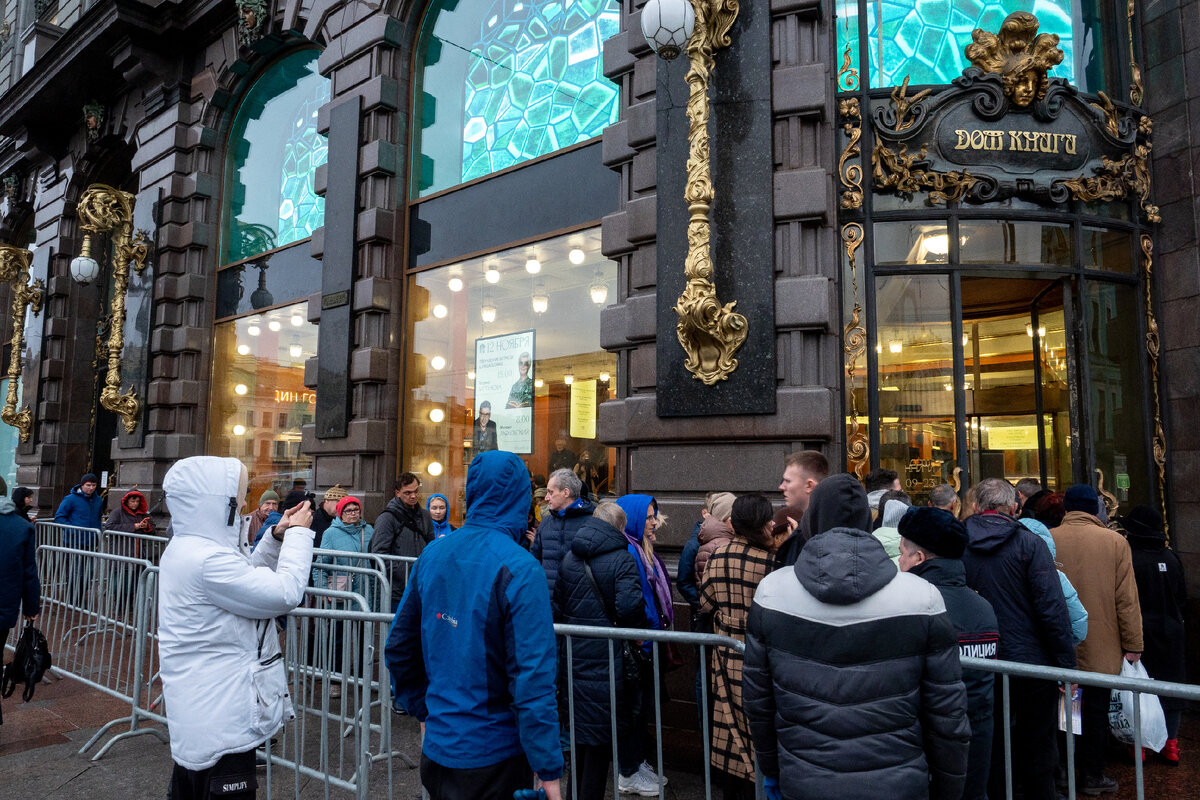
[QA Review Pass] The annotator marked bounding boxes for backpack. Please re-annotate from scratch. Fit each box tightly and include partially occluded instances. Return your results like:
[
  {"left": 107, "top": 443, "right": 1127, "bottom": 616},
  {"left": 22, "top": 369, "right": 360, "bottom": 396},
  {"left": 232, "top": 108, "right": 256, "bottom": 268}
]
[{"left": 1, "top": 622, "right": 52, "bottom": 702}]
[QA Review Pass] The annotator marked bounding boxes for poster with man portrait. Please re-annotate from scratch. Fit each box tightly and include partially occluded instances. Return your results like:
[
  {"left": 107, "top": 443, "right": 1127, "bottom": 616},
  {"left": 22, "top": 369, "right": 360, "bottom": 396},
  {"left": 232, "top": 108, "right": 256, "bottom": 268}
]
[{"left": 474, "top": 330, "right": 534, "bottom": 454}]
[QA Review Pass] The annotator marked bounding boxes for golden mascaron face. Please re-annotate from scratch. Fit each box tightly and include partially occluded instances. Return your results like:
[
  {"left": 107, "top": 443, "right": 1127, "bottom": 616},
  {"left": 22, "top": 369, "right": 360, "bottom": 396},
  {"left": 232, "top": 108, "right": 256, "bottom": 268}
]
[{"left": 1011, "top": 71, "right": 1038, "bottom": 107}]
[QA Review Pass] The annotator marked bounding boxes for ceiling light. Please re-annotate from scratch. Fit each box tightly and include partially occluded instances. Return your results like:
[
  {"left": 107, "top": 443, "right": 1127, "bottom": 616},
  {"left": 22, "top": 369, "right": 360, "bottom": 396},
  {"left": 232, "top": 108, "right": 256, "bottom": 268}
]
[
  {"left": 289, "top": 343, "right": 303, "bottom": 358},
  {"left": 874, "top": 343, "right": 882, "bottom": 354},
  {"left": 962, "top": 334, "right": 969, "bottom": 347},
  {"left": 429, "top": 408, "right": 445, "bottom": 423},
  {"left": 532, "top": 287, "right": 549, "bottom": 314},
  {"left": 430, "top": 355, "right": 446, "bottom": 370},
  {"left": 485, "top": 267, "right": 500, "bottom": 284},
  {"left": 234, "top": 384, "right": 248, "bottom": 395},
  {"left": 944, "top": 383, "right": 953, "bottom": 391},
  {"left": 236, "top": 344, "right": 251, "bottom": 356},
  {"left": 433, "top": 303, "right": 448, "bottom": 318},
  {"left": 924, "top": 233, "right": 950, "bottom": 255},
  {"left": 233, "top": 424, "right": 246, "bottom": 436},
  {"left": 564, "top": 372, "right": 574, "bottom": 385},
  {"left": 290, "top": 314, "right": 304, "bottom": 327},
  {"left": 467, "top": 370, "right": 476, "bottom": 381},
  {"left": 481, "top": 304, "right": 496, "bottom": 323},
  {"left": 448, "top": 276, "right": 464, "bottom": 292},
  {"left": 247, "top": 324, "right": 260, "bottom": 337},
  {"left": 599, "top": 372, "right": 610, "bottom": 382},
  {"left": 525, "top": 258, "right": 541, "bottom": 274},
  {"left": 268, "top": 319, "right": 281, "bottom": 332},
  {"left": 428, "top": 461, "right": 444, "bottom": 477},
  {"left": 534, "top": 378, "right": 543, "bottom": 388},
  {"left": 569, "top": 248, "right": 585, "bottom": 265},
  {"left": 888, "top": 340, "right": 903, "bottom": 353},
  {"left": 589, "top": 270, "right": 608, "bottom": 305}
]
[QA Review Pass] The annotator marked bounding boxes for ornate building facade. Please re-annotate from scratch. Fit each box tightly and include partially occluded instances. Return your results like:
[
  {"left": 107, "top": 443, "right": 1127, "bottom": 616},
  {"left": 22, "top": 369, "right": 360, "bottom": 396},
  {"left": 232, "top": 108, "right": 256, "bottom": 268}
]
[{"left": 0, "top": 0, "right": 1195, "bottom": 646}]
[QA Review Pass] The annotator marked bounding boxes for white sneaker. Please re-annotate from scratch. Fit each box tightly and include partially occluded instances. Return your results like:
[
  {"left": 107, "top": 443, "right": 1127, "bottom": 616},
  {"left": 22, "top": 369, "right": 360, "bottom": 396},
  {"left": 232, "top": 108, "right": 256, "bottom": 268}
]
[
  {"left": 637, "top": 762, "right": 668, "bottom": 786},
  {"left": 618, "top": 769, "right": 660, "bottom": 796}
]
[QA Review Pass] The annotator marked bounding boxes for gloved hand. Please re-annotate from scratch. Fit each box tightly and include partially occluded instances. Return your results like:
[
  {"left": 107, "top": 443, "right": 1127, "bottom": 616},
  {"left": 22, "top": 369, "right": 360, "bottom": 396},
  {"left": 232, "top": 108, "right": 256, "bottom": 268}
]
[
  {"left": 763, "top": 775, "right": 782, "bottom": 800},
  {"left": 512, "top": 790, "right": 546, "bottom": 800}
]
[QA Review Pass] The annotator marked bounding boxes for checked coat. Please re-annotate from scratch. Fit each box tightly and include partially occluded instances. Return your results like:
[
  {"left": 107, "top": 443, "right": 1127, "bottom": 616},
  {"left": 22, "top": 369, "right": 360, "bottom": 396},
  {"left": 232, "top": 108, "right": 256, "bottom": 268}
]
[{"left": 699, "top": 539, "right": 774, "bottom": 781}]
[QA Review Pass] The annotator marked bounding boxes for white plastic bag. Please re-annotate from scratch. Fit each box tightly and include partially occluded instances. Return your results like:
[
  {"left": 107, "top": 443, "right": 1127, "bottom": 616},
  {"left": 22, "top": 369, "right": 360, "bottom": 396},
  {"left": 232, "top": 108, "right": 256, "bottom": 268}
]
[{"left": 1108, "top": 659, "right": 1168, "bottom": 752}]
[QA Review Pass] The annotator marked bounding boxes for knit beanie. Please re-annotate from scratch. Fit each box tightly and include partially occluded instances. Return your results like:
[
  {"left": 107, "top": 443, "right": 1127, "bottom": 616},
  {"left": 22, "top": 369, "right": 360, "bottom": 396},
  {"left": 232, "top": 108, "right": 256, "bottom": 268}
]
[
  {"left": 898, "top": 506, "right": 968, "bottom": 558},
  {"left": 81, "top": 472, "right": 99, "bottom": 485},
  {"left": 336, "top": 496, "right": 362, "bottom": 517},
  {"left": 259, "top": 489, "right": 280, "bottom": 506},
  {"left": 324, "top": 484, "right": 348, "bottom": 503},
  {"left": 1063, "top": 484, "right": 1100, "bottom": 514}
]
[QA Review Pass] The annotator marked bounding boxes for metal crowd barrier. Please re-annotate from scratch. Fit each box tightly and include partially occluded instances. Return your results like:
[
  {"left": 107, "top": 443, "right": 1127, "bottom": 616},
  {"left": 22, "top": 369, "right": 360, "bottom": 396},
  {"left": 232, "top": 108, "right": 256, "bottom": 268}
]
[
  {"left": 966, "top": 656, "right": 1200, "bottom": 800},
  {"left": 18, "top": 542, "right": 1200, "bottom": 800}
]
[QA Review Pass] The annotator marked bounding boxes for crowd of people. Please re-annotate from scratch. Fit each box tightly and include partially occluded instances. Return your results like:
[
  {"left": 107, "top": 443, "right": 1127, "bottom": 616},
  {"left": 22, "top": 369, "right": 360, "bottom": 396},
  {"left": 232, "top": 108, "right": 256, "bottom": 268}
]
[{"left": 0, "top": 453, "right": 1190, "bottom": 800}]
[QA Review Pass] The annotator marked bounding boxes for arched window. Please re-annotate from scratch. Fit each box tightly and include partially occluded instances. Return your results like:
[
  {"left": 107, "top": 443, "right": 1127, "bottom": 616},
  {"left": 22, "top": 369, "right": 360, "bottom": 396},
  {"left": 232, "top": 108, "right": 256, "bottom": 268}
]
[
  {"left": 222, "top": 49, "right": 330, "bottom": 264},
  {"left": 413, "top": 0, "right": 621, "bottom": 196},
  {"left": 211, "top": 49, "right": 328, "bottom": 504}
]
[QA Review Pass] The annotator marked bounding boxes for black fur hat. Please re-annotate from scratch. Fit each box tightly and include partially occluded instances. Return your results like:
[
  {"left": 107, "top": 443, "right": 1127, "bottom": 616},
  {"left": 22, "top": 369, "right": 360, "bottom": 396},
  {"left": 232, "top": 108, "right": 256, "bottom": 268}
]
[{"left": 898, "top": 506, "right": 968, "bottom": 559}]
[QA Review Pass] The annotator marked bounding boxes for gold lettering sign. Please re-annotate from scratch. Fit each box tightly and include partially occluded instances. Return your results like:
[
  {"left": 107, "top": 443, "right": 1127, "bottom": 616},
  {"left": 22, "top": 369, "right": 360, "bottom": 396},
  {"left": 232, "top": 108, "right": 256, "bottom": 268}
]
[
  {"left": 275, "top": 390, "right": 316, "bottom": 405},
  {"left": 953, "top": 128, "right": 1077, "bottom": 154}
]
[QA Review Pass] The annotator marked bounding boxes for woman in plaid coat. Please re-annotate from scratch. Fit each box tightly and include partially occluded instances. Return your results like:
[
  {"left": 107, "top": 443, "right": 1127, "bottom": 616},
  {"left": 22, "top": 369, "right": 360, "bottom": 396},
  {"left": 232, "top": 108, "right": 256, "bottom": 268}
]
[{"left": 700, "top": 493, "right": 791, "bottom": 799}]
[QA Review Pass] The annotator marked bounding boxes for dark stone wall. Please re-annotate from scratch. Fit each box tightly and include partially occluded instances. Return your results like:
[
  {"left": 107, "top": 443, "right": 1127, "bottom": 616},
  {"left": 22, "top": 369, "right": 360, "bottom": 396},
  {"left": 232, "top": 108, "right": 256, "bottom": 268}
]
[
  {"left": 599, "top": 0, "right": 840, "bottom": 541},
  {"left": 1143, "top": 0, "right": 1200, "bottom": 679}
]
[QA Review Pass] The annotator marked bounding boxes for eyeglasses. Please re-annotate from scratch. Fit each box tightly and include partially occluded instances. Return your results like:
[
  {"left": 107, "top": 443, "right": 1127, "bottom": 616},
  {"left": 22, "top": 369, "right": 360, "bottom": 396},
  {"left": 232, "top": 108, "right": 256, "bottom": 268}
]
[
  {"left": 342, "top": 507, "right": 361, "bottom": 515},
  {"left": 519, "top": 361, "right": 530, "bottom": 366}
]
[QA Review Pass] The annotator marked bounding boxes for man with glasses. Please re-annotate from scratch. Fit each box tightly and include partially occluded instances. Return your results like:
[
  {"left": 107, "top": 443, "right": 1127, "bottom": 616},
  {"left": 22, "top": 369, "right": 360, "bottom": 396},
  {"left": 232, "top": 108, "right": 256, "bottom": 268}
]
[
  {"left": 473, "top": 401, "right": 499, "bottom": 452},
  {"left": 507, "top": 352, "right": 534, "bottom": 408}
]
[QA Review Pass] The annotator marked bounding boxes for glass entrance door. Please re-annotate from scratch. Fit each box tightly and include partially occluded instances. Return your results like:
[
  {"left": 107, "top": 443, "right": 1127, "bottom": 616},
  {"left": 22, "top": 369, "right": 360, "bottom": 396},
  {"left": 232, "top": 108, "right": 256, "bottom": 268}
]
[{"left": 961, "top": 277, "right": 1074, "bottom": 491}]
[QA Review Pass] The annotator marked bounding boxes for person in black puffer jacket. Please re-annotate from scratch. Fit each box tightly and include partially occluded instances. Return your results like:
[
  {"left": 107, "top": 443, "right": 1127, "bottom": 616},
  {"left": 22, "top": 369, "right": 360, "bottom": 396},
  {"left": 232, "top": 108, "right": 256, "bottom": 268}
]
[
  {"left": 532, "top": 468, "right": 595, "bottom": 597},
  {"left": 899, "top": 506, "right": 999, "bottom": 800},
  {"left": 744, "top": 524, "right": 969, "bottom": 800},
  {"left": 554, "top": 503, "right": 644, "bottom": 800},
  {"left": 960, "top": 478, "right": 1074, "bottom": 800},
  {"left": 369, "top": 473, "right": 434, "bottom": 612}
]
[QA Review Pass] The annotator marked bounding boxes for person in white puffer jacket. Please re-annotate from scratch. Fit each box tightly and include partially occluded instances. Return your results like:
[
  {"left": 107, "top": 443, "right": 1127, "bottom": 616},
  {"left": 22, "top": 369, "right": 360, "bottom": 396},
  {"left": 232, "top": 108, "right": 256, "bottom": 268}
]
[{"left": 158, "top": 456, "right": 315, "bottom": 800}]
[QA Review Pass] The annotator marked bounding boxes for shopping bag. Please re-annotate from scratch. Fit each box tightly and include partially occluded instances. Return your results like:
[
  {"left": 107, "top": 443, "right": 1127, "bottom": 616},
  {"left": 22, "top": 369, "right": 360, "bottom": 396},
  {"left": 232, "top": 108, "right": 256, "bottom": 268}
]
[
  {"left": 1108, "top": 660, "right": 1168, "bottom": 752},
  {"left": 1058, "top": 686, "right": 1082, "bottom": 734}
]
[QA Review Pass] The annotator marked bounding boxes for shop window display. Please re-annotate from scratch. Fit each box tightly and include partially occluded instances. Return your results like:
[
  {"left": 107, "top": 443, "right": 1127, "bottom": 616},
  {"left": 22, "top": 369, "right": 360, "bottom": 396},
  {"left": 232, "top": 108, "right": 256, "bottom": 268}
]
[
  {"left": 413, "top": 0, "right": 620, "bottom": 195},
  {"left": 405, "top": 228, "right": 616, "bottom": 523},
  {"left": 208, "top": 303, "right": 318, "bottom": 503}
]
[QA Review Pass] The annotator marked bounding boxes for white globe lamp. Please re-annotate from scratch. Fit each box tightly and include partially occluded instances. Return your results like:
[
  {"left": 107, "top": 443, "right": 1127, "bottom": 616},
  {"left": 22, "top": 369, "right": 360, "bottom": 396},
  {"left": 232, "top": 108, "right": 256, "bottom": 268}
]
[{"left": 640, "top": 0, "right": 695, "bottom": 61}]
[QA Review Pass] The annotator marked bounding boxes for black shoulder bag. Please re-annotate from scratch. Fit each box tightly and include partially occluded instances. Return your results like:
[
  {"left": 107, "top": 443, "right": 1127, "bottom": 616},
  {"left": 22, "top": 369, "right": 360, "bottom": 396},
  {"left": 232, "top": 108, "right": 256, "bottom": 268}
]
[{"left": 580, "top": 559, "right": 649, "bottom": 686}]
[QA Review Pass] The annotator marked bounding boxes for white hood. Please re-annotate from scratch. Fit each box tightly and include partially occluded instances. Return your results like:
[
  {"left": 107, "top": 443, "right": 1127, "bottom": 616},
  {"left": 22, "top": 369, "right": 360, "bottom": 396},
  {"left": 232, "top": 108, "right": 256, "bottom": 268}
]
[{"left": 163, "top": 456, "right": 243, "bottom": 546}]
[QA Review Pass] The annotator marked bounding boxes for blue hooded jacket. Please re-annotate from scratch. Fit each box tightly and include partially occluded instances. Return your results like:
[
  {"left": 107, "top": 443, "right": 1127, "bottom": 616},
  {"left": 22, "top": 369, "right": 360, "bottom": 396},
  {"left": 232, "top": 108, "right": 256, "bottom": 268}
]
[
  {"left": 385, "top": 451, "right": 563, "bottom": 780},
  {"left": 615, "top": 494, "right": 663, "bottom": 634},
  {"left": 427, "top": 493, "right": 455, "bottom": 539},
  {"left": 54, "top": 484, "right": 104, "bottom": 547}
]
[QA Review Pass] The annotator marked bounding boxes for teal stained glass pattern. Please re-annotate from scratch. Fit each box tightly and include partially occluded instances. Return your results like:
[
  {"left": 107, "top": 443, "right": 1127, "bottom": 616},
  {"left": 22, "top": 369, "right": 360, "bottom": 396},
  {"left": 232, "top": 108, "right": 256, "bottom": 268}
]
[
  {"left": 837, "top": 0, "right": 1074, "bottom": 89},
  {"left": 461, "top": 0, "right": 620, "bottom": 182},
  {"left": 278, "top": 80, "right": 331, "bottom": 248}
]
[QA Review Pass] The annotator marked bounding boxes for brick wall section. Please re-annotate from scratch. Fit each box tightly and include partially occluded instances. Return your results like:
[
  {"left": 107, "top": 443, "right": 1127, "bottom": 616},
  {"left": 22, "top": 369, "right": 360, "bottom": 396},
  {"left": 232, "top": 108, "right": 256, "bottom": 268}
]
[
  {"left": 598, "top": 0, "right": 840, "bottom": 540},
  {"left": 1144, "top": 0, "right": 1200, "bottom": 597}
]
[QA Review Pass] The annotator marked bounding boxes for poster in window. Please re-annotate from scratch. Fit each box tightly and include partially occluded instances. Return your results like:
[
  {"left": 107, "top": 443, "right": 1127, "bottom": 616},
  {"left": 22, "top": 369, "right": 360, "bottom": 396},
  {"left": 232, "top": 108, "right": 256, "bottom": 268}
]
[
  {"left": 473, "top": 330, "right": 535, "bottom": 454},
  {"left": 570, "top": 379, "right": 597, "bottom": 439}
]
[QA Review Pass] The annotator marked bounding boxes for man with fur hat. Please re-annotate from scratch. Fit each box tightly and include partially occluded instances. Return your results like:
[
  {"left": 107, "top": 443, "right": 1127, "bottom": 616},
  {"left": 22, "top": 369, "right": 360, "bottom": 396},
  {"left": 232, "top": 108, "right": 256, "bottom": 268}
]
[
  {"left": 158, "top": 456, "right": 315, "bottom": 799},
  {"left": 899, "top": 506, "right": 999, "bottom": 800},
  {"left": 1052, "top": 485, "right": 1143, "bottom": 795}
]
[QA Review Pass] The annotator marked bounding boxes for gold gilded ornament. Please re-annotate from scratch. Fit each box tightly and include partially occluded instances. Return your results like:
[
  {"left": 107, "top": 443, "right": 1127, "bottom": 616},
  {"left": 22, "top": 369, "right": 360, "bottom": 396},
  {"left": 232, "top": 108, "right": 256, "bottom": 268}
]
[
  {"left": 838, "top": 99, "right": 864, "bottom": 210},
  {"left": 672, "top": 0, "right": 748, "bottom": 385},
  {"left": 841, "top": 223, "right": 868, "bottom": 478},
  {"left": 965, "top": 11, "right": 1063, "bottom": 108},
  {"left": 0, "top": 246, "right": 44, "bottom": 442},
  {"left": 75, "top": 184, "right": 149, "bottom": 434}
]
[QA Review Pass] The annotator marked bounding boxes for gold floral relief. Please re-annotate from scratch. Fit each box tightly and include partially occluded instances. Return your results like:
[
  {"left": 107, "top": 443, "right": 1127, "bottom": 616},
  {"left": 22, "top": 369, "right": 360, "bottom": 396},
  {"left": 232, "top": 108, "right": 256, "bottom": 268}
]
[
  {"left": 0, "top": 245, "right": 44, "bottom": 442},
  {"left": 1141, "top": 234, "right": 1169, "bottom": 539},
  {"left": 842, "top": 223, "right": 868, "bottom": 478},
  {"left": 838, "top": 99, "right": 864, "bottom": 210}
]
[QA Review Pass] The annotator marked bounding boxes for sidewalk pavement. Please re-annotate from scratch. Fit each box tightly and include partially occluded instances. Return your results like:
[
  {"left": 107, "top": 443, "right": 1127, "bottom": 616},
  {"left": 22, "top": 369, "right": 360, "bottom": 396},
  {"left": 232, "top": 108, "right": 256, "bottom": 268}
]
[{"left": 2, "top": 671, "right": 1196, "bottom": 799}]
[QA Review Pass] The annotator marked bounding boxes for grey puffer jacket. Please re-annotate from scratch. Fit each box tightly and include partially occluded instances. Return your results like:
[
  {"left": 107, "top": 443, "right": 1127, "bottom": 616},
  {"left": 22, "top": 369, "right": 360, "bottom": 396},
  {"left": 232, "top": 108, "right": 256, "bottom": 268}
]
[{"left": 744, "top": 527, "right": 970, "bottom": 800}]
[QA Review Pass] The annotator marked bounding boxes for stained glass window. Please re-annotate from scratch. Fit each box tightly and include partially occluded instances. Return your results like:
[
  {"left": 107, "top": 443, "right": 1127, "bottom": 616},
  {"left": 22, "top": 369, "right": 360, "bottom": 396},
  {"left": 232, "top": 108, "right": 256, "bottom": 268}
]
[
  {"left": 835, "top": 0, "right": 1110, "bottom": 91},
  {"left": 223, "top": 50, "right": 331, "bottom": 264},
  {"left": 414, "top": 0, "right": 620, "bottom": 196}
]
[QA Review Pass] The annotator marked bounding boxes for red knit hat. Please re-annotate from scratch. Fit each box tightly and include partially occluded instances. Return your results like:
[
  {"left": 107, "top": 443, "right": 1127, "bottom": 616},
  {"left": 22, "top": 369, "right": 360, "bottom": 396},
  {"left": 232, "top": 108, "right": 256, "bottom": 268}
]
[{"left": 336, "top": 496, "right": 362, "bottom": 517}]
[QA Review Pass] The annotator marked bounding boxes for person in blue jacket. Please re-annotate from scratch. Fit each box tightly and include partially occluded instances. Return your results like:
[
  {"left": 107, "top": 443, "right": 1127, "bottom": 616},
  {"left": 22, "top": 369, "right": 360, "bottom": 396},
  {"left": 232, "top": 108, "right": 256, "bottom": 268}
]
[
  {"left": 386, "top": 450, "right": 563, "bottom": 800},
  {"left": 54, "top": 472, "right": 103, "bottom": 548},
  {"left": 0, "top": 488, "right": 40, "bottom": 686}
]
